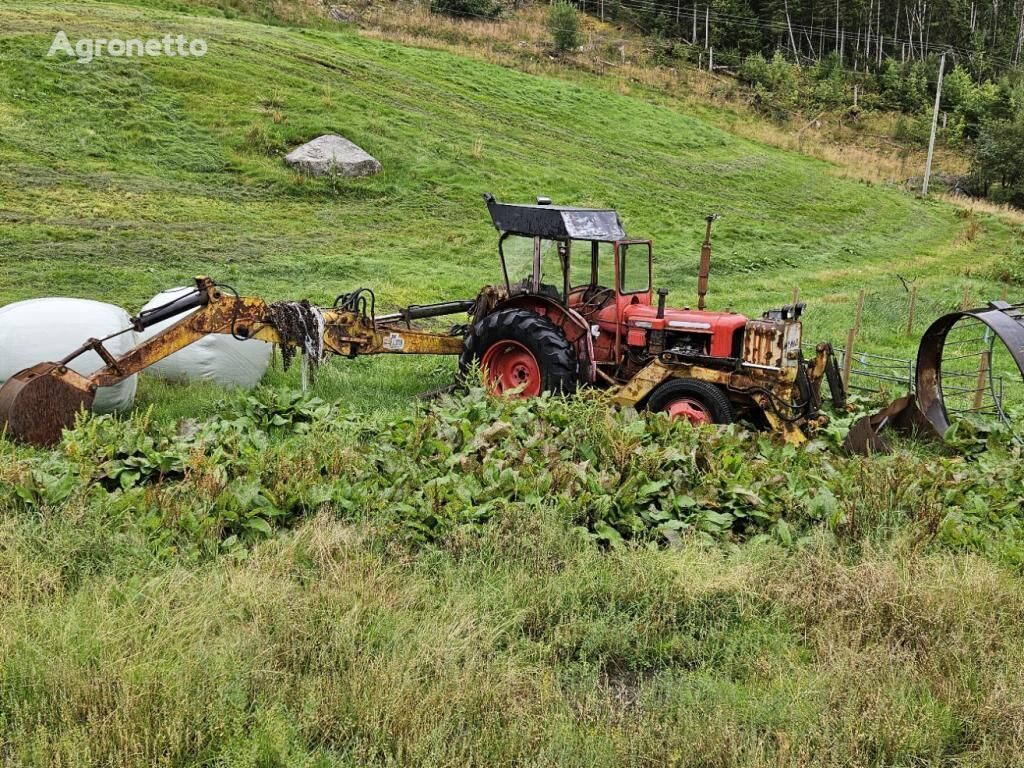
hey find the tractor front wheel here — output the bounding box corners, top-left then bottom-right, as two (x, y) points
(461, 309), (577, 397)
(647, 378), (733, 426)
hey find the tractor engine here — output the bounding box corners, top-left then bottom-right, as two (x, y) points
(623, 304), (747, 365)
(664, 331), (709, 357)
(625, 301), (806, 374)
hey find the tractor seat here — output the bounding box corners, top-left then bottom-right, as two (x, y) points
(513, 277), (562, 302)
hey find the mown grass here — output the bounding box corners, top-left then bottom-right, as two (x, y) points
(3, 2), (1024, 765)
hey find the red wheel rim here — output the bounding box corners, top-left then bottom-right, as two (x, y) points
(665, 397), (713, 425)
(480, 340), (542, 397)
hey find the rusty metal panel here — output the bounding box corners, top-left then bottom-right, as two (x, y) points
(743, 319), (803, 370)
(0, 363), (95, 446)
(743, 320), (785, 368)
(626, 328), (647, 347)
(611, 360), (672, 407)
(781, 322), (802, 368)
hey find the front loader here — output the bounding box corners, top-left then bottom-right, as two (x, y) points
(0, 193), (843, 447)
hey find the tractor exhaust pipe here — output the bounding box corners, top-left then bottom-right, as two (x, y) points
(697, 214), (719, 311)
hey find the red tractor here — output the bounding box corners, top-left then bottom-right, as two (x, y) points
(463, 194), (842, 440)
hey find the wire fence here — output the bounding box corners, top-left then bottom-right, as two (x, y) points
(810, 291), (1024, 439)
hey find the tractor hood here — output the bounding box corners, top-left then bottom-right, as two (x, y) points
(623, 304), (748, 335)
(623, 304), (748, 358)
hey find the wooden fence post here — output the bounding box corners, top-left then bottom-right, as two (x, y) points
(842, 290), (866, 392)
(972, 350), (990, 411)
(842, 326), (857, 392)
(906, 285), (917, 335)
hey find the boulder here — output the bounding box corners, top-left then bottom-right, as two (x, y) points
(284, 134), (382, 177)
(0, 298), (138, 414)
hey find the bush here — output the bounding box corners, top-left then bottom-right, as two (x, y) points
(737, 52), (769, 86)
(970, 117), (1024, 204)
(741, 52), (800, 120)
(430, 0), (502, 20)
(548, 1), (580, 54)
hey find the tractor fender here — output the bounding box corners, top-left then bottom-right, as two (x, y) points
(610, 359), (673, 409)
(491, 295), (597, 383)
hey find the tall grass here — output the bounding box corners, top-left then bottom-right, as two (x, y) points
(2, 386), (1023, 765)
(2, 508), (1023, 766)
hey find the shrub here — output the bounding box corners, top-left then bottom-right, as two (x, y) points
(970, 116), (1024, 204)
(548, 1), (580, 54)
(741, 52), (800, 120)
(430, 0), (501, 20)
(880, 60), (930, 113)
(737, 52), (769, 86)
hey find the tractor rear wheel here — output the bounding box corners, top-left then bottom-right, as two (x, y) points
(461, 308), (577, 397)
(647, 378), (733, 426)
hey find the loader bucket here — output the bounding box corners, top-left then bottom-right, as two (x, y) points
(843, 395), (940, 456)
(0, 363), (95, 446)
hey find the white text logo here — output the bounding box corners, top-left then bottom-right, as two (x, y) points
(47, 31), (208, 64)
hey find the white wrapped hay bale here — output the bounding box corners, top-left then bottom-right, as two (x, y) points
(0, 298), (138, 414)
(138, 287), (271, 389)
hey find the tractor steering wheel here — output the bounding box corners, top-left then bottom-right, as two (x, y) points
(576, 286), (615, 320)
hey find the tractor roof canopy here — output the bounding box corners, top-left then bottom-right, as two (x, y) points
(484, 193), (627, 242)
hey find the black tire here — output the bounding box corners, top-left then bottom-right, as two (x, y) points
(646, 378), (734, 424)
(460, 308), (578, 394)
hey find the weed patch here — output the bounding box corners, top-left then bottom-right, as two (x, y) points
(6, 387), (1024, 571)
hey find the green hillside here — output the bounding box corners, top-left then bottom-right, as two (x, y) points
(3, 4), (1024, 767)
(2, 1), (1020, 414)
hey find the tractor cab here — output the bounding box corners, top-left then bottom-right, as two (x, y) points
(484, 192), (650, 309)
(483, 193), (746, 376)
(483, 193), (659, 368)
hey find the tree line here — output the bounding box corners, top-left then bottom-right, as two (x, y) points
(589, 0), (1024, 205)
(590, 0), (1023, 80)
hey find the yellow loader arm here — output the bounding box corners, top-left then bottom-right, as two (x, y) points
(0, 276), (470, 446)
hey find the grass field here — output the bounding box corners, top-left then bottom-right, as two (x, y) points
(2, 2), (1024, 765)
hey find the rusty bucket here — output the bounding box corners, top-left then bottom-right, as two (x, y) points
(0, 363), (95, 446)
